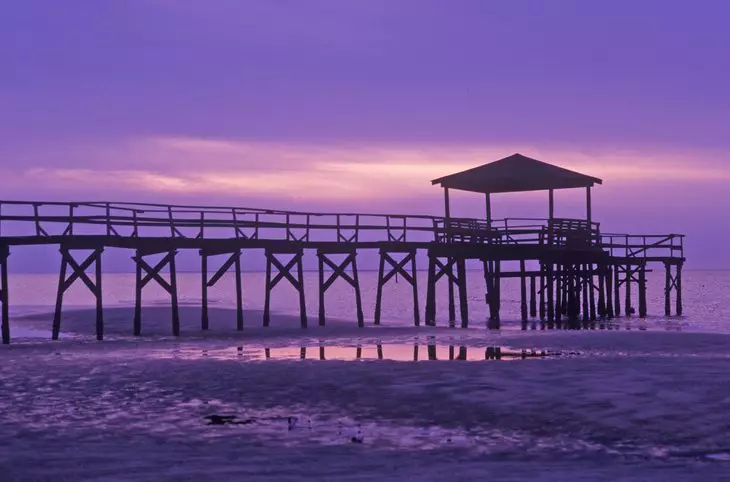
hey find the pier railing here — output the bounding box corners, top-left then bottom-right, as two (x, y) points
(0, 201), (443, 244)
(599, 233), (684, 262)
(0, 201), (683, 260)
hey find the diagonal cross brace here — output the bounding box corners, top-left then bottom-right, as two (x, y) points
(135, 252), (173, 293)
(269, 252), (302, 290)
(433, 257), (458, 284)
(381, 252), (414, 286)
(206, 252), (240, 287)
(320, 253), (356, 292)
(60, 248), (102, 295)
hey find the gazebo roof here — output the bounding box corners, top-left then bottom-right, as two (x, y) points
(431, 153), (602, 194)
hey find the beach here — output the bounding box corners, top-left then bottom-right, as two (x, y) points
(2, 291), (730, 481)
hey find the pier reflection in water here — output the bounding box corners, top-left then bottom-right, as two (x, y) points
(170, 343), (563, 362)
(270, 344), (555, 361)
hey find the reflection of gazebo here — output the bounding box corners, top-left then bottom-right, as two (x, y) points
(431, 153), (603, 244)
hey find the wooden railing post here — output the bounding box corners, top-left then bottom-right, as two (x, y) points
(106, 203), (112, 236)
(132, 210), (139, 238)
(232, 209), (239, 239)
(168, 206), (176, 238)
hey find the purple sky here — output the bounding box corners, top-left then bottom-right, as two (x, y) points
(1, 1), (729, 269)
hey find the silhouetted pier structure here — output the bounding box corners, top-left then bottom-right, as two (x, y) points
(0, 154), (684, 344)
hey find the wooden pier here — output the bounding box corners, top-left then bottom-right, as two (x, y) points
(0, 154), (684, 344)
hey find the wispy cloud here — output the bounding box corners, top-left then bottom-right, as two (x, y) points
(6, 136), (730, 204)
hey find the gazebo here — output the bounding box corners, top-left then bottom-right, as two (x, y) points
(431, 153), (603, 234)
(427, 153), (605, 329)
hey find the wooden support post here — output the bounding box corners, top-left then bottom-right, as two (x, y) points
(425, 255), (436, 326)
(201, 253), (209, 330)
(264, 249), (307, 328)
(169, 250), (180, 336)
(582, 264), (590, 329)
(52, 254), (68, 340)
(546, 263), (554, 329)
(613, 264), (621, 317)
(134, 252), (142, 336)
(485, 193), (492, 227)
(638, 264), (647, 318)
(457, 257), (468, 328)
(317, 250), (363, 327)
(444, 187), (451, 243)
(263, 251), (272, 327)
(133, 249), (180, 336)
(0, 245), (9, 345)
(374, 252), (385, 326)
(539, 265), (546, 325)
(53, 247), (103, 340)
(568, 265), (578, 328)
(548, 189), (555, 220)
(318, 253), (325, 326)
(95, 249), (103, 341)
(676, 263), (683, 316)
(410, 253), (420, 326)
(484, 259), (492, 324)
(529, 274), (537, 319)
(375, 250), (419, 326)
(448, 259), (456, 326)
(488, 260), (502, 329)
(605, 265), (614, 321)
(589, 264), (597, 323)
(297, 252), (307, 328)
(520, 260), (528, 329)
(664, 263), (671, 316)
(486, 260), (501, 329)
(352, 254), (364, 328)
(624, 264), (632, 317)
(234, 251), (243, 331)
(200, 249), (244, 331)
(597, 265), (606, 320)
(554, 264), (562, 329)
(426, 254), (458, 327)
(562, 265), (569, 326)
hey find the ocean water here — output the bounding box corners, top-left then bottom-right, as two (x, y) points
(2, 270), (730, 481)
(5, 269), (728, 334)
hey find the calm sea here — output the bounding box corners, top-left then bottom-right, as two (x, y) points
(5, 269), (728, 336)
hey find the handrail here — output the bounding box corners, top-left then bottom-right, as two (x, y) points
(0, 200), (684, 259)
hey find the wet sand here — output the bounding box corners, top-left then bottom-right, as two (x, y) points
(2, 307), (730, 481)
